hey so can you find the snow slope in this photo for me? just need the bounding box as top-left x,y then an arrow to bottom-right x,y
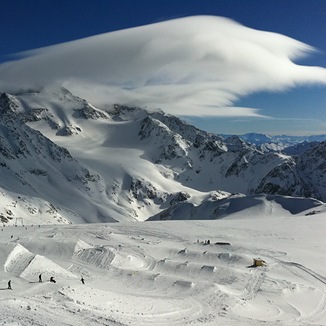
1,205 -> 326,325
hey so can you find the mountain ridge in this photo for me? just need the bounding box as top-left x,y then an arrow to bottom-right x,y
221,132 -> 326,153
0,87 -> 325,224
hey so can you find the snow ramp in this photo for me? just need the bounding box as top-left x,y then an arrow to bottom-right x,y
4,244 -> 35,276
4,243 -> 76,280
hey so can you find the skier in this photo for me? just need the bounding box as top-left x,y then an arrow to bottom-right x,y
8,280 -> 12,290
81,276 -> 85,285
39,274 -> 42,282
50,276 -> 56,283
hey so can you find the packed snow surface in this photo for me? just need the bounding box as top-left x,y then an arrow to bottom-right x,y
1,207 -> 326,325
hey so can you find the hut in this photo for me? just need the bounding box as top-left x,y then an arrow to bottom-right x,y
253,258 -> 266,267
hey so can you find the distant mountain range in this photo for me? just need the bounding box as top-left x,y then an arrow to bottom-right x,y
221,132 -> 326,154
0,88 -> 325,224
225,132 -> 326,145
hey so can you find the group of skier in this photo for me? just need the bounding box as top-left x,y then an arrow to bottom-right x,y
38,273 -> 85,284
38,273 -> 56,283
6,275 -> 85,290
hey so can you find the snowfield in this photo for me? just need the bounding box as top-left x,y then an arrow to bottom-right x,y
1,207 -> 326,326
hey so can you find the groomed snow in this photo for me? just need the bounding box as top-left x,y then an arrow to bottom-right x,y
1,208 -> 326,325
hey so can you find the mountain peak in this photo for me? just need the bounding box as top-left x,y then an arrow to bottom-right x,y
0,92 -> 19,113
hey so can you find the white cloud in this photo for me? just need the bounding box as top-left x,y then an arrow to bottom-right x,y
1,15 -> 326,117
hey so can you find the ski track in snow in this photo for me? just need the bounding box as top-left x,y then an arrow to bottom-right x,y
1,218 -> 326,326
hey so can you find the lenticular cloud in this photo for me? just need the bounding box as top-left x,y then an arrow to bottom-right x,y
1,16 -> 326,117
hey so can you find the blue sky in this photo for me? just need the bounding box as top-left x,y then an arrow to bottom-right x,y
1,0 -> 326,136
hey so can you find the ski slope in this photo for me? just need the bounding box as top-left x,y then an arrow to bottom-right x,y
1,207 -> 326,325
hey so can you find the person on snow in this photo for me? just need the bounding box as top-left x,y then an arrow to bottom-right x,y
39,274 -> 42,282
50,276 -> 56,283
8,280 -> 12,290
81,276 -> 85,285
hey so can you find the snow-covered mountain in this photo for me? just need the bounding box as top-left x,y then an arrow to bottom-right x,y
0,87 -> 325,224
222,132 -> 326,153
